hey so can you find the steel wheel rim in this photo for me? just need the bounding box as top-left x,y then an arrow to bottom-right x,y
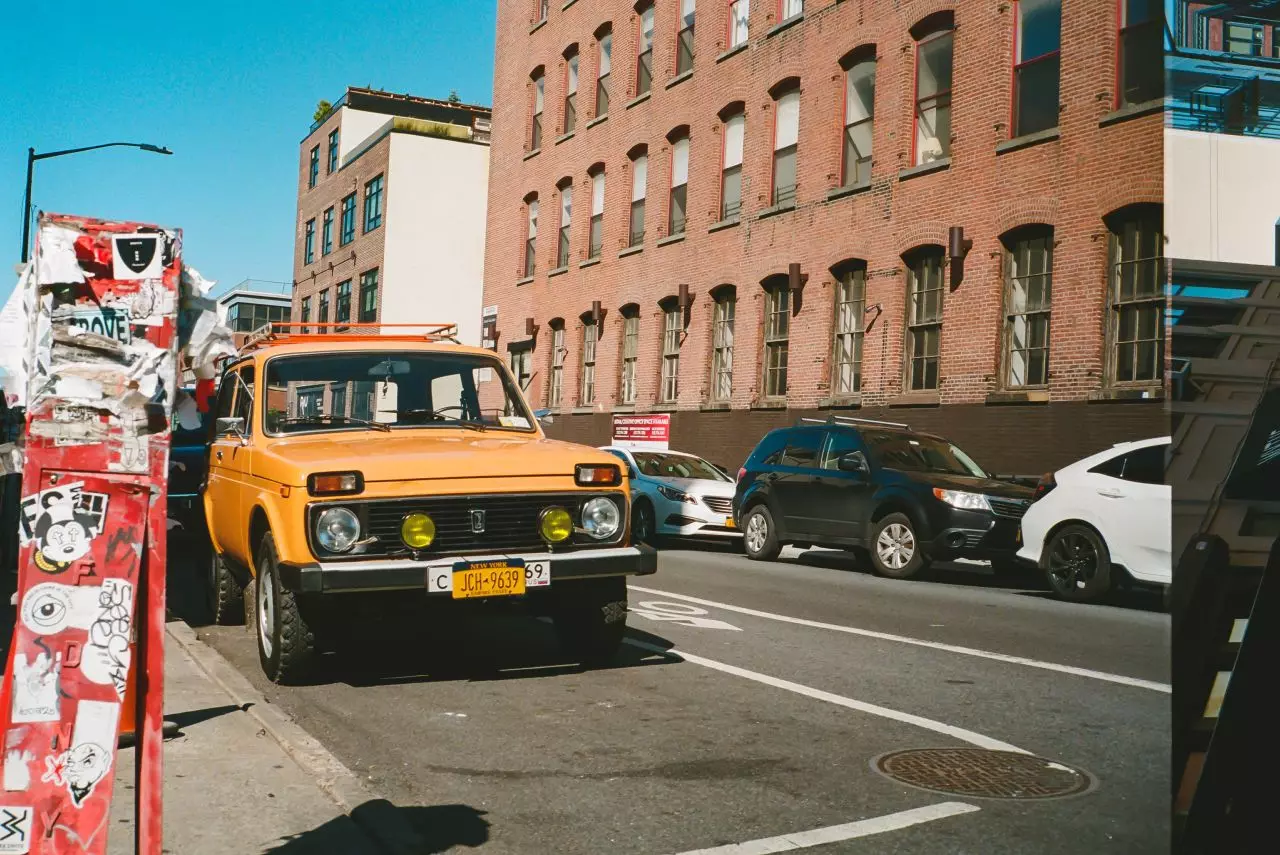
258,569 -> 274,658
745,512 -> 767,553
1047,531 -> 1099,591
876,523 -> 915,570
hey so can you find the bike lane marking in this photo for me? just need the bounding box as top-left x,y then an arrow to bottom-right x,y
630,584 -> 1169,693
665,802 -> 981,854
622,637 -> 1030,754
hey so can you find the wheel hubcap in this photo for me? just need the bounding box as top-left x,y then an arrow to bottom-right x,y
876,523 -> 916,570
258,570 -> 274,658
745,513 -> 767,553
1048,533 -> 1099,591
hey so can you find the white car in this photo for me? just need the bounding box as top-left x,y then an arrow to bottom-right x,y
599,446 -> 740,543
1016,436 -> 1171,603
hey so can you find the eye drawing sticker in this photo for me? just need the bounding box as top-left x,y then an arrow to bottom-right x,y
17,482 -> 109,574
19,583 -> 97,636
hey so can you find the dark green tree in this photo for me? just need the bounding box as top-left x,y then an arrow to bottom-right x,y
314,99 -> 334,122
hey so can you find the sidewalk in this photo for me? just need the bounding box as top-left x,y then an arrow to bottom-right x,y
105,623 -> 382,855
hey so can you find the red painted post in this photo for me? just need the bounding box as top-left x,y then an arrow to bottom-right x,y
0,213 -> 180,854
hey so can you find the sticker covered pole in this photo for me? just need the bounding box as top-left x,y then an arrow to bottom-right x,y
0,213 -> 182,854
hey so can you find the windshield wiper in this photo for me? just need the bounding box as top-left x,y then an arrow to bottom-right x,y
395,408 -> 488,431
276,414 -> 391,432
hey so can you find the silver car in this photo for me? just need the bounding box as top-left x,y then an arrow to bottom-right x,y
599,446 -> 740,543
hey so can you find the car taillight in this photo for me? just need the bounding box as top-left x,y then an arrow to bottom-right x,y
737,467 -> 747,482
1032,473 -> 1056,501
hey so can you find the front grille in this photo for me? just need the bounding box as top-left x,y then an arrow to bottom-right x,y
988,497 -> 1030,520
313,492 -> 624,559
702,496 -> 733,515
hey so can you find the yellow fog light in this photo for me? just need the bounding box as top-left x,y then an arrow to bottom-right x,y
401,513 -> 436,549
539,507 -> 573,543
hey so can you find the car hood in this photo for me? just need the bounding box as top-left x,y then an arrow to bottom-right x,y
260,430 -> 618,486
648,476 -> 736,496
896,470 -> 1036,499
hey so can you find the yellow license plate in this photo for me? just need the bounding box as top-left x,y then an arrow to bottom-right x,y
724,517 -> 736,528
452,561 -> 527,599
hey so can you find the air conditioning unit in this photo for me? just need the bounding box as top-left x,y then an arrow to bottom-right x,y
474,118 -> 492,132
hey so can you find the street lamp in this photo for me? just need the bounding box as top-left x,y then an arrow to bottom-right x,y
20,141 -> 173,263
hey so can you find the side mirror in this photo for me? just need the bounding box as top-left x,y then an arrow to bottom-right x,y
837,452 -> 869,475
533,408 -> 554,426
216,416 -> 245,437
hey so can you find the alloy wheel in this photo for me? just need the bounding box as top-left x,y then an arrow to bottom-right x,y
258,570 -> 274,659
745,512 -> 768,554
876,523 -> 915,570
1048,531 -> 1099,591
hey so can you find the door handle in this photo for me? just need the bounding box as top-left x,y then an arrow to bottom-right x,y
215,450 -> 223,461
1097,488 -> 1123,498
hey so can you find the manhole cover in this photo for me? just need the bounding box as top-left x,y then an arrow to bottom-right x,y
872,748 -> 1094,800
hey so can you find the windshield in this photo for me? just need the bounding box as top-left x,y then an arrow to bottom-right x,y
861,430 -> 987,478
263,350 -> 535,435
633,452 -> 731,482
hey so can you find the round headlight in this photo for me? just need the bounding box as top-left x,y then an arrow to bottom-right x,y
401,513 -> 436,549
316,507 -> 360,553
582,497 -> 621,540
539,507 -> 573,543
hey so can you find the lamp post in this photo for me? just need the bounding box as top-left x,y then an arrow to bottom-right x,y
20,142 -> 172,263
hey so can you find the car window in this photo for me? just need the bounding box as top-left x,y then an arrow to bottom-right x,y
778,431 -> 822,468
1092,444 -> 1166,485
632,451 -> 729,481
754,430 -> 789,466
233,366 -> 255,437
821,429 -> 863,470
861,430 -> 987,477
210,371 -> 238,440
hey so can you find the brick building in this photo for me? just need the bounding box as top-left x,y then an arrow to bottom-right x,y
293,87 -> 492,348
482,0 -> 1168,473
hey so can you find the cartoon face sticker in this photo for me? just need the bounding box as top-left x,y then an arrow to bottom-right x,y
64,743 -> 110,805
18,482 -> 109,574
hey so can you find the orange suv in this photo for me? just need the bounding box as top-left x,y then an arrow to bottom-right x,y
202,324 -> 655,682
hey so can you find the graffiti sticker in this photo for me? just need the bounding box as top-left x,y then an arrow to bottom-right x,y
80,580 -> 133,699
19,583 -> 97,636
0,806 -> 32,854
16,482 -> 109,573
110,233 -> 164,280
40,701 -> 118,808
9,650 -> 61,723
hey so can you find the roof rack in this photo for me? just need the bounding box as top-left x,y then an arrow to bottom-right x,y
798,415 -> 910,429
239,322 -> 460,353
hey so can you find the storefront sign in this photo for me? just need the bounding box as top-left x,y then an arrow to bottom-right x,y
613,414 -> 670,449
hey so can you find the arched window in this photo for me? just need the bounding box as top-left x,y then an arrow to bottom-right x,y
709,284 -> 737,401
911,13 -> 954,166
761,274 -> 791,398
659,295 -> 682,402
530,67 -> 545,150
830,260 -> 867,395
563,45 -> 580,134
840,47 -> 876,188
1013,0 -> 1061,137
719,103 -> 746,219
547,317 -> 566,407
770,79 -> 800,206
676,0 -> 696,75
588,164 -> 606,260
1000,225 -> 1054,387
903,245 -> 945,391
619,303 -> 640,404
728,0 -> 751,49
555,178 -> 573,269
595,24 -> 613,116
628,144 -> 648,247
636,2 -> 656,96
523,192 -> 539,278
1106,204 -> 1164,385
668,127 -> 691,236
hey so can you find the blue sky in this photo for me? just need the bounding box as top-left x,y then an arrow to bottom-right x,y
0,1 -> 496,305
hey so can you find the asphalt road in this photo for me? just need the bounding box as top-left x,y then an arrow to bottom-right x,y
194,545 -> 1170,854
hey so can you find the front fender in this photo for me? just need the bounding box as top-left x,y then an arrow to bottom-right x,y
246,485 -> 311,569
869,486 -> 933,540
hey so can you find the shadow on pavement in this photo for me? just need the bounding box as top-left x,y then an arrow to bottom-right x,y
263,799 -> 489,854
165,702 -> 251,730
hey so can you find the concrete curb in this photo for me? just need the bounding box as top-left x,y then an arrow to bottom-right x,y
165,620 -> 424,854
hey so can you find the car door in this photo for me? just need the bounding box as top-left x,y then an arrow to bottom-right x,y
768,428 -> 825,538
1087,443 -> 1170,582
208,367 -> 252,565
809,429 -> 873,542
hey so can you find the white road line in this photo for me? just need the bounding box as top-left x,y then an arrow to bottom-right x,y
629,585 -> 1170,694
623,638 -> 1030,754
667,801 -> 981,854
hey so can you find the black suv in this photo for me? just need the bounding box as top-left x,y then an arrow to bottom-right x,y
733,417 -> 1035,579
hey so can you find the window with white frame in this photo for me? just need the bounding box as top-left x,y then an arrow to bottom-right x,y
905,248 -> 944,391
710,290 -> 735,401
913,21 -> 953,165
620,311 -> 639,404
721,110 -> 745,219
780,0 -> 802,22
564,49 -> 579,134
669,134 -> 690,236
637,4 -> 655,96
772,86 -> 799,206
580,320 -> 597,404
532,70 -> 545,149
1004,228 -> 1053,387
1108,208 -> 1164,384
524,198 -> 538,277
630,151 -> 648,245
597,30 -> 612,115
548,323 -> 565,406
832,266 -> 865,395
842,57 -> 875,187
589,171 -> 605,259
729,0 -> 750,48
661,303 -> 682,402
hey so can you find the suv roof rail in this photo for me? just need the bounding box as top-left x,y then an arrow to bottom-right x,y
798,415 -> 910,429
239,322 -> 460,353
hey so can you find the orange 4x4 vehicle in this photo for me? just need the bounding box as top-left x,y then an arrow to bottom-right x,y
202,324 -> 656,683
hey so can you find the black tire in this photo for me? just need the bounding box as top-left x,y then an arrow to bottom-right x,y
255,533 -> 317,684
869,513 -> 931,580
1043,524 -> 1113,603
741,504 -> 782,561
632,499 -> 657,545
209,549 -> 245,626
552,576 -> 628,666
